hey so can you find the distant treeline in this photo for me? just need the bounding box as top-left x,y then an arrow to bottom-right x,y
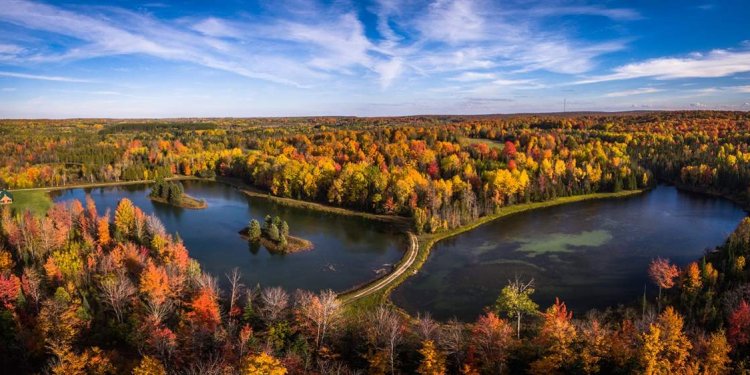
99,122 -> 218,134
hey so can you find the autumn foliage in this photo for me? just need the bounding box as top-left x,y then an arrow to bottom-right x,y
1,113 -> 750,373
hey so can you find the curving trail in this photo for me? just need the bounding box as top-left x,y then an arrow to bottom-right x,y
340,232 -> 418,304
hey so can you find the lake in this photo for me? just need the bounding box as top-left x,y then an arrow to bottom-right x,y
391,186 -> 747,321
52,180 -> 406,292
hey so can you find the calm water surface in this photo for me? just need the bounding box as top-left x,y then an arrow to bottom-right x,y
52,180 -> 406,292
392,186 -> 747,320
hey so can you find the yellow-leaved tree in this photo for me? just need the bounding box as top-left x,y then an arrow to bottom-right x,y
241,352 -> 287,375
640,307 -> 693,375
114,198 -> 135,237
417,340 -> 446,375
132,356 -> 167,375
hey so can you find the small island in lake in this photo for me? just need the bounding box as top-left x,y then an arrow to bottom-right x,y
240,214 -> 313,253
149,177 -> 207,209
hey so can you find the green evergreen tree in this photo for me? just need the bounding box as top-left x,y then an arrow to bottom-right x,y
267,223 -> 280,242
248,219 -> 262,242
280,220 -> 289,237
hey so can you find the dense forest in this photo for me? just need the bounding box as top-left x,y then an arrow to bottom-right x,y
1,112 -> 750,373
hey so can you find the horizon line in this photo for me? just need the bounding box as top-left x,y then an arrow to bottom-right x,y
1,109 -> 748,121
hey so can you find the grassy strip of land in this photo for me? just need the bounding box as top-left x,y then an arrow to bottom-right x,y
8,190 -> 54,216
215,176 -> 412,230
9,175 -> 198,193
342,189 -> 645,311
8,175 -> 198,216
149,194 -> 207,209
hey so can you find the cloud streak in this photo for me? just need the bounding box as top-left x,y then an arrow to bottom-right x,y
577,49 -> 750,84
604,87 -> 663,97
0,70 -> 90,82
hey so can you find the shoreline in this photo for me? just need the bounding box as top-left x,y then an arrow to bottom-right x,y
10,176 -> 651,312
9,175 -> 199,215
214,176 -> 413,230
7,174 -> 199,193
340,189 -> 646,309
238,227 -> 314,253
148,193 -> 207,209
666,180 -> 750,212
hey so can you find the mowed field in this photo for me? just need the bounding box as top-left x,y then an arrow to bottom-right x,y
9,190 -> 53,216
457,136 -> 506,151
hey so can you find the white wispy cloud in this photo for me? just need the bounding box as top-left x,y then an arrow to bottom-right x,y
576,49 -> 750,84
491,78 -> 539,87
686,85 -> 750,95
281,13 -> 373,71
191,18 -> 242,39
450,72 -> 497,81
0,43 -> 24,54
373,58 -> 404,89
0,0 -> 637,93
0,71 -> 91,82
604,87 -> 663,97
416,0 -> 487,44
524,5 -> 641,20
390,0 -> 628,78
0,0 -> 317,86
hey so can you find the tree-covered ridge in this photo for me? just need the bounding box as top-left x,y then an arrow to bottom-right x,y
4,112 -> 749,234
0,113 -> 666,232
0,197 -> 748,374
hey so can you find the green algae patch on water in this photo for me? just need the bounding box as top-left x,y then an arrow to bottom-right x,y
481,258 -> 546,271
513,230 -> 613,257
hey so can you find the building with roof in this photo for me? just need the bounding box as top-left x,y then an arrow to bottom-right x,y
0,189 -> 13,205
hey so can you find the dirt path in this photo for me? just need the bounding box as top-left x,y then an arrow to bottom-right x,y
340,232 -> 418,304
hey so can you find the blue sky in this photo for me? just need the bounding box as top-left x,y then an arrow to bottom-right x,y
0,0 -> 749,118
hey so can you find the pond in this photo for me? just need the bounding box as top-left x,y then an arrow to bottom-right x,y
52,180 -> 406,293
391,185 -> 747,321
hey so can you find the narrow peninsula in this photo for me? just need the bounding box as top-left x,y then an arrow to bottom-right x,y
149,177 -> 207,209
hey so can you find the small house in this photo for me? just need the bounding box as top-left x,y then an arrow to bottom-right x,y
0,189 -> 13,205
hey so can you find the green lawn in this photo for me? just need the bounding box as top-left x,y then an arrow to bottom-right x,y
458,136 -> 506,151
10,190 -> 53,216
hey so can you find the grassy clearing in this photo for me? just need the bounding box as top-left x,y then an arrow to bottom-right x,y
9,190 -> 53,216
7,175 -> 198,217
458,136 -> 505,151
345,189 -> 645,311
9,175 -> 198,194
